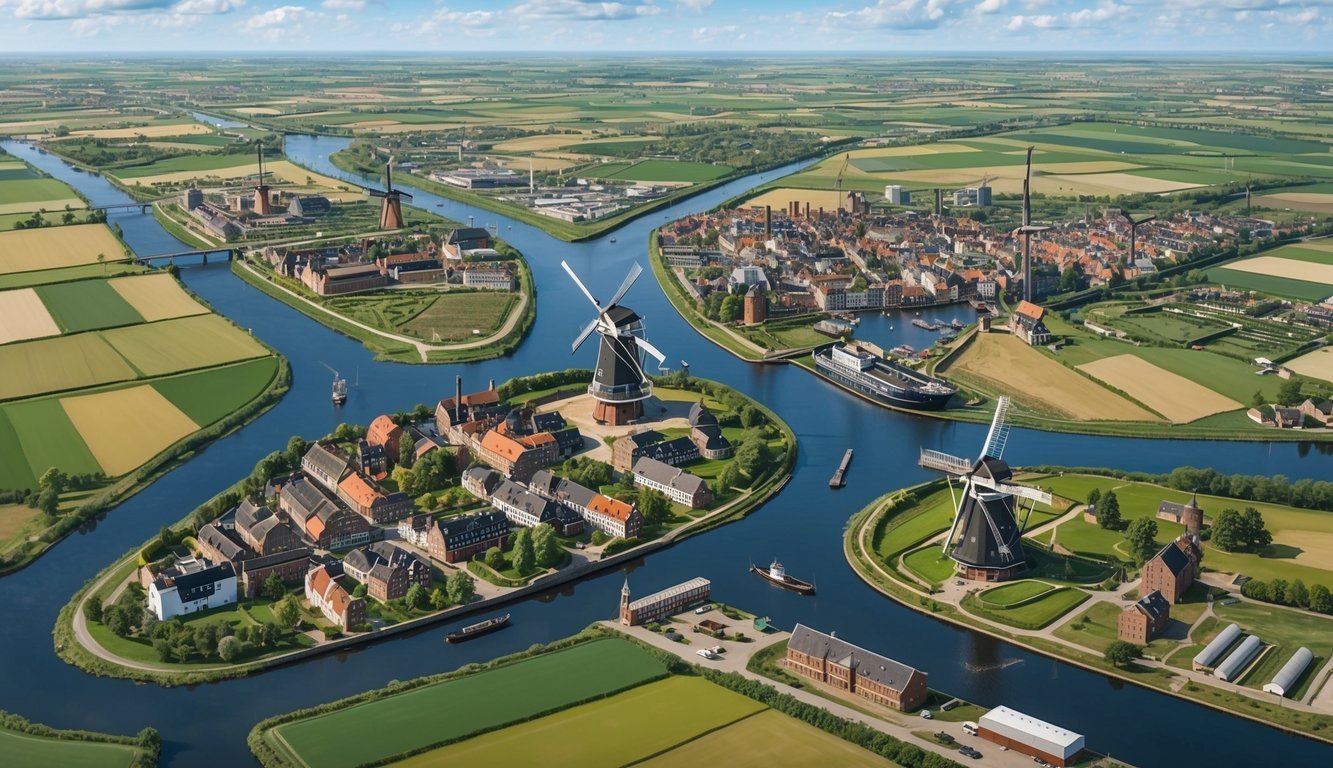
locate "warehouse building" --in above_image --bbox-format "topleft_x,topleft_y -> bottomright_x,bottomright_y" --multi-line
618,577 -> 710,626
977,706 -> 1085,767
1215,634 -> 1264,682
1264,647 -> 1313,697
1193,623 -> 1242,671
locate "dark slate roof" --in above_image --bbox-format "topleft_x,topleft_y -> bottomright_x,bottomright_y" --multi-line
550,504 -> 583,527
552,428 -> 583,453
1153,540 -> 1192,576
788,624 -> 921,693
494,479 -> 557,520
154,561 -> 235,603
463,466 -> 503,495
198,523 -> 249,562
688,402 -> 718,427
626,430 -> 665,449
281,476 -> 341,522
529,469 -> 561,497
234,498 -> 269,531
447,227 -> 492,243
554,477 -> 598,510
438,511 -> 510,548
632,456 -> 708,496
951,477 -> 1024,570
1137,590 -> 1171,620
303,443 -> 350,480
532,411 -> 567,433
693,423 -> 730,451
640,436 -> 698,465
240,547 -> 312,573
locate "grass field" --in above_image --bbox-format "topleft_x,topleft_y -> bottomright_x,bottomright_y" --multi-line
0,262 -> 145,291
1207,244 -> 1333,301
0,177 -> 85,215
1219,255 -> 1333,286
1078,354 -> 1241,423
1053,601 -> 1184,657
0,395 -> 100,488
152,357 -> 280,427
903,545 -> 957,585
0,725 -> 144,768
35,280 -> 144,333
640,708 -> 889,768
0,287 -> 61,344
272,639 -> 666,768
108,273 -> 208,321
940,333 -> 1157,421
1213,602 -> 1333,698
100,314 -> 268,376
964,585 -> 1089,629
872,487 -> 955,561
393,676 -> 766,768
977,579 -> 1056,607
61,385 -> 199,476
595,159 -> 732,183
396,292 -> 516,341
0,225 -> 127,276
0,333 -> 136,401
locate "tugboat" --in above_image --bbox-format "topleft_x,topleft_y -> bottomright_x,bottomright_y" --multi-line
331,374 -> 347,405
750,560 -> 815,595
445,613 -> 510,643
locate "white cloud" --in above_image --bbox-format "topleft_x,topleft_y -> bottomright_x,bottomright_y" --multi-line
2,0 -> 240,19
1004,0 -> 1126,29
976,0 -> 1005,12
240,3 -> 310,30
823,0 -> 959,31
691,23 -> 735,40
678,0 -> 712,10
321,0 -> 362,9
510,0 -> 662,21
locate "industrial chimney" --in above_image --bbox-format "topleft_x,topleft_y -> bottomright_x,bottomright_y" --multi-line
764,206 -> 772,237
454,375 -> 463,423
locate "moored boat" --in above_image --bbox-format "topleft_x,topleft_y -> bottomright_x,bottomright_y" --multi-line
750,560 -> 815,595
445,613 -> 510,643
815,342 -> 955,410
331,375 -> 347,405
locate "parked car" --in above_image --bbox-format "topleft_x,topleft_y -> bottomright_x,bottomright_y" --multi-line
935,732 -> 955,745
695,604 -> 714,615
695,649 -> 717,660
962,722 -> 978,735
919,710 -> 934,720
958,746 -> 982,760
1034,759 -> 1050,766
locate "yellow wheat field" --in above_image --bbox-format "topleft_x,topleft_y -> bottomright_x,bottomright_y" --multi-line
1078,355 -> 1242,423
1220,256 -> 1333,285
108,273 -> 208,322
1284,347 -> 1333,384
942,333 -> 1158,421
0,334 -> 137,401
101,314 -> 268,376
1041,172 -> 1203,195
0,224 -> 127,275
0,287 -> 61,344
1254,193 -> 1333,214
114,159 -> 346,190
61,385 -> 199,476
0,198 -> 86,216
745,187 -> 851,212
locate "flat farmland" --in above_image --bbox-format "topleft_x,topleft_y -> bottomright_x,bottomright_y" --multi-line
152,358 -> 280,427
637,709 -> 890,768
60,385 -> 199,476
0,333 -> 136,401
1208,246 -> 1333,301
1078,354 -> 1242,423
68,122 -> 212,139
0,177 -> 85,215
271,639 -> 666,768
392,677 -> 766,768
0,396 -> 100,489
101,314 -> 268,376
0,225 -> 127,275
0,726 -> 145,768
35,280 -> 144,333
746,187 -> 851,211
108,273 -> 208,321
598,159 -> 732,183
1284,347 -> 1333,384
0,287 -> 61,344
398,292 -> 517,341
939,333 -> 1157,421
1217,254 -> 1333,285
1255,192 -> 1333,213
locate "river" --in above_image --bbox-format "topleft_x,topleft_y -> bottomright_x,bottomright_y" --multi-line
0,136 -> 1328,767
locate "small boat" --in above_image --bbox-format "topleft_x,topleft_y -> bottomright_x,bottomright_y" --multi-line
950,318 -> 965,329
331,375 -> 347,405
750,560 -> 815,595
446,613 -> 510,643
609,237 -> 617,243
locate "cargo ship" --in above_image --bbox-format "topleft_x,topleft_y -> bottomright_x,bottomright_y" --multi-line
750,560 -> 815,595
813,342 -> 956,410
445,613 -> 510,643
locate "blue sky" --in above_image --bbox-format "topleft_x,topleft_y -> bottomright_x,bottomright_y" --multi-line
0,0 -> 1329,53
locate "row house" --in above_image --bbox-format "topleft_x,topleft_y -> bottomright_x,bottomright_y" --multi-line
305,564 -> 366,632
336,471 -> 414,524
280,475 -> 372,551
302,443 -> 350,495
785,623 -> 928,711
528,470 -> 642,540
342,542 -> 432,602
427,511 -> 511,564
630,457 -> 713,509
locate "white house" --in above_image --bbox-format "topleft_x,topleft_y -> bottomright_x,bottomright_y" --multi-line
148,561 -> 237,620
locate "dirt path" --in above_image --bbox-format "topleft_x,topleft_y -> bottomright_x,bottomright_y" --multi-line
237,259 -> 528,362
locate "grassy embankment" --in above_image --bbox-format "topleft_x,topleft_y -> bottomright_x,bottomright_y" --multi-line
0,710 -> 159,768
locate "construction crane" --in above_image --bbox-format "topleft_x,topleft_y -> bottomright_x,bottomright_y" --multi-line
834,153 -> 850,193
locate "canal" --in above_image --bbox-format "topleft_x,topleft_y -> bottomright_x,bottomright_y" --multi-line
0,136 -> 1328,767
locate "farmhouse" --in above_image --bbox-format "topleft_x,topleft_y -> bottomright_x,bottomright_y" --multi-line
280,475 -> 373,551
688,402 -> 733,460
618,577 -> 711,626
1117,589 -> 1171,645
1011,301 -> 1052,346
1140,535 -> 1200,603
342,542 -> 432,602
1156,493 -> 1207,535
427,511 -> 511,564
304,564 -> 366,632
631,456 -> 713,509
366,415 -> 404,464
784,624 -> 928,712
978,706 -> 1085,767
336,471 -> 414,524
302,443 -> 350,494
148,560 -> 237,621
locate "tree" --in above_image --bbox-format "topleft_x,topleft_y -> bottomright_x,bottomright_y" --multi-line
1104,640 -> 1140,667
352,582 -> 368,599
714,462 -> 741,496
286,435 -> 309,466
511,528 -> 535,576
484,546 -> 506,570
1059,267 -> 1082,293
38,467 -> 68,495
1277,377 -> 1304,406
430,587 -> 449,611
275,595 -> 301,630
83,595 -> 103,623
532,524 -> 562,568
720,293 -> 743,323
96,252 -> 106,273
638,488 -> 670,526
398,432 -> 417,469
261,571 -> 286,601
1097,490 -> 1122,530
1087,488 -> 1101,509
106,607 -> 132,637
1212,506 -> 1271,552
1309,584 -> 1333,614
392,465 -> 419,497
405,582 -> 427,610
446,570 -> 476,605
1288,579 -> 1309,609
1251,390 -> 1266,408
1125,517 -> 1159,563
217,635 -> 242,663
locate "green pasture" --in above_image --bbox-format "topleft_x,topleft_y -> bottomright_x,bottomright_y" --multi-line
0,395 -> 100,488
1266,246 -> 1333,265
963,586 -> 1088,629
110,152 -> 260,179
599,159 -> 732,183
977,579 -> 1056,607
1206,268 -> 1331,302
871,487 -> 955,561
399,291 -> 517,341
152,357 -> 280,427
902,546 -> 956,585
1214,601 -> 1333,698
0,262 -> 145,292
395,676 -> 766,768
0,178 -> 83,208
1053,601 -> 1181,657
35,280 -> 144,334
1006,122 -> 1329,156
272,638 -> 666,768
0,725 -> 144,768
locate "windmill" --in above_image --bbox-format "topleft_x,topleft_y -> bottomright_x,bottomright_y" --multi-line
919,397 -> 1052,581
562,260 -> 666,425
1013,147 -> 1050,303
253,142 -> 272,215
1120,211 -> 1157,266
366,160 -> 411,230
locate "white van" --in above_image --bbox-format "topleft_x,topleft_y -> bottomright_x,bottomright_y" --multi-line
962,722 -> 978,736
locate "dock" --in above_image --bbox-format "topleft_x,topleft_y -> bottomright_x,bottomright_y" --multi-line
829,448 -> 854,488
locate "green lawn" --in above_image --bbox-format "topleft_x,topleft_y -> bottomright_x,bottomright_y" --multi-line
963,586 -> 1089,630
0,395 -> 100,488
1214,601 -> 1333,698
902,546 -> 956,586
0,726 -> 143,768
86,598 -> 315,669
977,579 -> 1056,607
871,488 -> 955,561
272,638 -> 666,768
109,152 -> 260,179
0,178 -> 84,208
397,291 -> 517,342
35,280 -> 144,333
1053,601 -> 1181,657
598,159 -> 732,183
152,357 -> 280,427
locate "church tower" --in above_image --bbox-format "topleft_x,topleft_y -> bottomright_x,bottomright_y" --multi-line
619,578 -> 632,625
1181,491 -> 1204,536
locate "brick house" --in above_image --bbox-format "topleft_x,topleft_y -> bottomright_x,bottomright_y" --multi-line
302,443 -> 350,494
342,542 -> 432,602
476,430 -> 556,481
235,499 -> 303,556
336,471 -> 414,523
280,475 -> 372,551
631,456 -> 713,509
1011,300 -> 1052,346
618,577 -> 711,626
688,402 -> 733,460
1140,536 -> 1199,603
366,415 -> 405,464
427,511 -> 510,564
528,470 -> 641,539
305,564 -> 366,631
785,623 -> 928,711
238,549 -> 312,598
1118,589 -> 1171,645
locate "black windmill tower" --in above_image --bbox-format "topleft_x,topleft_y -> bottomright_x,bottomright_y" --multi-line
919,397 -> 1053,581
366,159 -> 411,230
562,260 -> 666,426
252,142 -> 273,215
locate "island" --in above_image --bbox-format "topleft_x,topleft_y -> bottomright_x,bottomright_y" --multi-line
53,369 -> 795,686
846,458 -> 1333,742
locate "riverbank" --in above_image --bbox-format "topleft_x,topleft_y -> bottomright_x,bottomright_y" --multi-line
843,481 -> 1333,744
0,710 -> 159,768
53,374 -> 796,686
